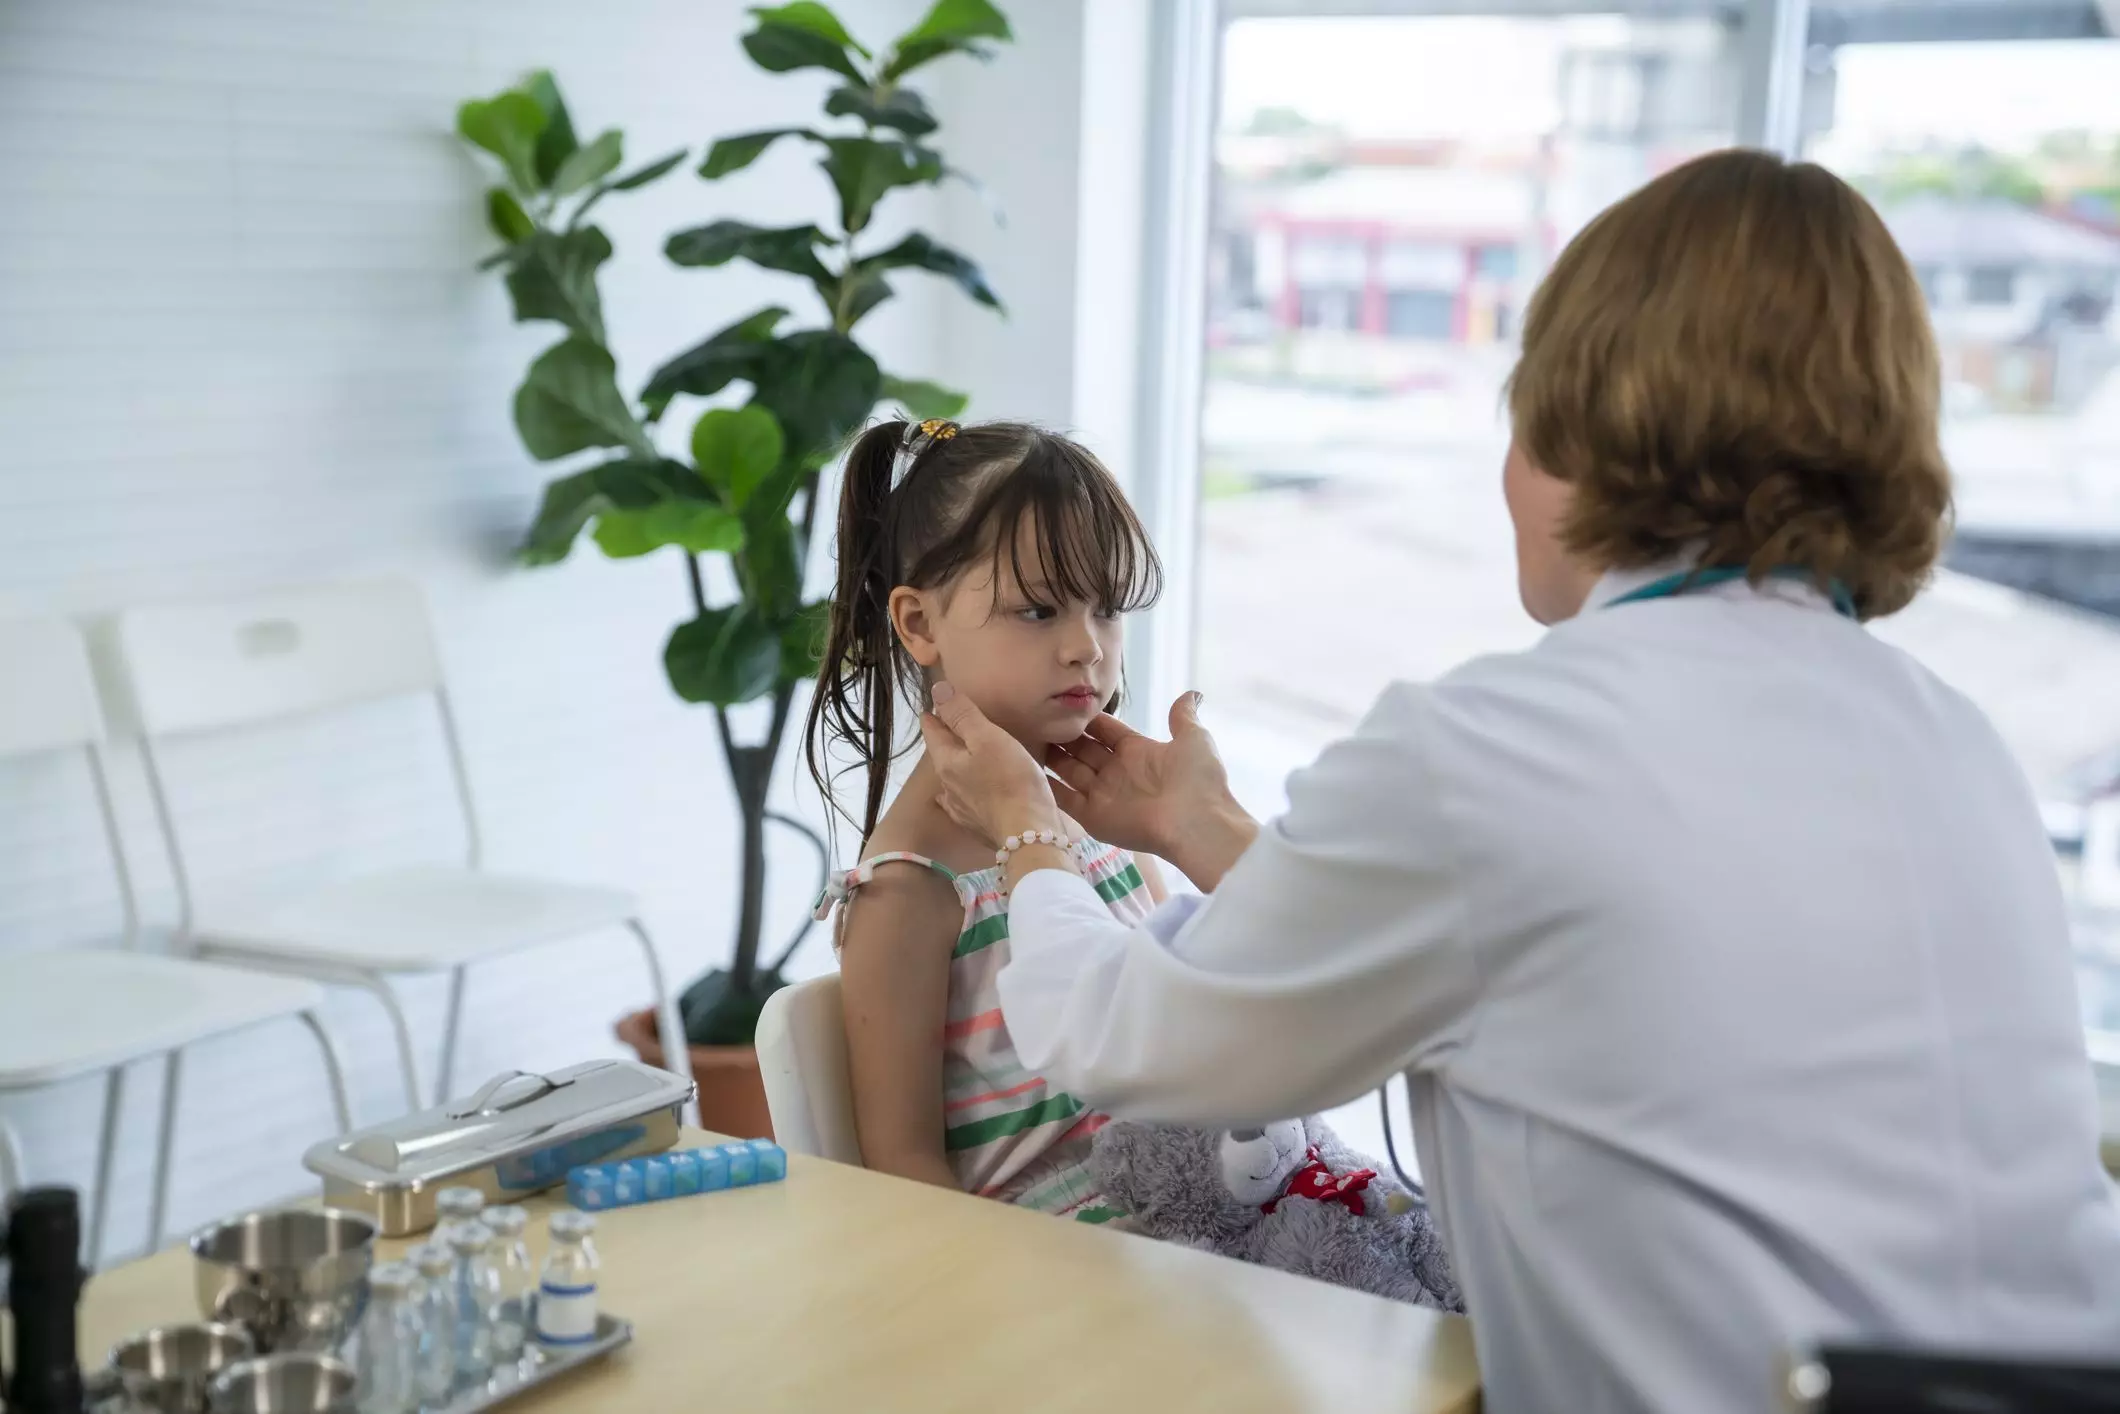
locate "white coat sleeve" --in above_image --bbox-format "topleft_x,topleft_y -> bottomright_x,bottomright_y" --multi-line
995,685 -> 1483,1127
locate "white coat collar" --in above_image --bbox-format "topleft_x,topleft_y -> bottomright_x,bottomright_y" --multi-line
1580,555 -> 1844,617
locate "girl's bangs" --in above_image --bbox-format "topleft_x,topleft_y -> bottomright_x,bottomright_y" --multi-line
992,442 -> 1165,614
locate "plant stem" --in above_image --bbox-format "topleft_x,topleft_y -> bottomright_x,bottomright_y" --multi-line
686,549 -> 765,998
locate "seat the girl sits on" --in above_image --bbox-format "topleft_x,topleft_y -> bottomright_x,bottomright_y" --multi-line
805,418 -> 1167,1222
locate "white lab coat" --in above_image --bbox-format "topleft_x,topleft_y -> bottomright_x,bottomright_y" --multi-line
998,565 -> 2120,1414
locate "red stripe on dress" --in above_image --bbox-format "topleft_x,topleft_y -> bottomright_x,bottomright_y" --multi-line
941,1008 -> 1005,1042
944,1076 -> 1045,1113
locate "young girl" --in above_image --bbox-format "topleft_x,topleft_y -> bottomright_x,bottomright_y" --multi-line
804,417 -> 1166,1223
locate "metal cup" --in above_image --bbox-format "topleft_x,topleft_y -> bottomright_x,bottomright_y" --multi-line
206,1353 -> 357,1414
190,1208 -> 376,1354
110,1323 -> 256,1414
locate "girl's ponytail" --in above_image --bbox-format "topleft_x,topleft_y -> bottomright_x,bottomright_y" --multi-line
804,420 -> 909,842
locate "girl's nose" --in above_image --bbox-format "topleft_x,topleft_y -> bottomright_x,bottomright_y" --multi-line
1060,615 -> 1102,667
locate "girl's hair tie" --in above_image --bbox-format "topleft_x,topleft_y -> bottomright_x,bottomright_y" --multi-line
890,418 -> 960,492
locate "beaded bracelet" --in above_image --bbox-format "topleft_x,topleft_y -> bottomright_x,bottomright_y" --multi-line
996,827 -> 1074,868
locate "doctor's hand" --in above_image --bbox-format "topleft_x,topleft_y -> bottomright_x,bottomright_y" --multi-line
921,683 -> 1066,849
1047,695 -> 1260,892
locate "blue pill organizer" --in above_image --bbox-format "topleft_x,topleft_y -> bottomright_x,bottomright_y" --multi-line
567,1139 -> 787,1211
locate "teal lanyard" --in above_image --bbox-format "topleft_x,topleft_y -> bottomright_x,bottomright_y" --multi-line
1605,566 -> 1858,620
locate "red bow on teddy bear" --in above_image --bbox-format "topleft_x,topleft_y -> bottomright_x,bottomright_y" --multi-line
1261,1146 -> 1378,1217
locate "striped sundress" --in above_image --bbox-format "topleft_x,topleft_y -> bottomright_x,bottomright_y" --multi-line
816,838 -> 1156,1223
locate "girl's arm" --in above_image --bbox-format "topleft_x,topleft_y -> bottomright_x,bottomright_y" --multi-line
837,867 -> 966,1191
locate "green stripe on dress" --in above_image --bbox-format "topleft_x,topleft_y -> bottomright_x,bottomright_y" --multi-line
952,912 -> 1010,959
1073,1205 -> 1125,1225
1094,862 -> 1147,904
944,1093 -> 1083,1152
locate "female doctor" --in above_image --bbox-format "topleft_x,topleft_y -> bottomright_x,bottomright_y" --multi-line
919,150 -> 2120,1413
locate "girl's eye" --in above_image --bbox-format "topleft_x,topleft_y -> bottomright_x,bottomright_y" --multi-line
1096,605 -> 1122,622
1016,604 -> 1056,622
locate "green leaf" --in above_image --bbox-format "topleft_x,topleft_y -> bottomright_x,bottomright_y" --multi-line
833,269 -> 893,328
882,0 -> 1010,81
639,306 -> 791,418
521,71 -> 580,189
590,509 -> 658,558
879,375 -> 969,421
552,129 -> 622,197
742,13 -> 866,83
699,129 -> 807,180
513,338 -> 649,461
665,220 -> 832,283
485,188 -> 536,246
817,136 -> 944,234
517,456 -> 707,565
750,3 -> 870,57
746,330 -> 883,466
457,92 -> 547,193
897,0 -> 1011,48
648,501 -> 746,553
503,226 -> 612,343
595,457 -> 706,508
594,501 -> 745,558
777,600 -> 833,685
606,148 -> 688,191
518,468 -> 606,566
855,231 -> 1001,310
823,84 -> 938,136
666,604 -> 783,706
692,406 -> 785,509
738,501 -> 804,619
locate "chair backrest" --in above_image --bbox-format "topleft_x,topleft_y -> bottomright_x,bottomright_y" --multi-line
0,616 -> 108,759
0,616 -> 138,940
756,973 -> 863,1165
114,579 -> 443,737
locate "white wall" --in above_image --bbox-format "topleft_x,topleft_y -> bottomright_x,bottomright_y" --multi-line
926,2 -> 1090,430
0,0 -> 1059,1261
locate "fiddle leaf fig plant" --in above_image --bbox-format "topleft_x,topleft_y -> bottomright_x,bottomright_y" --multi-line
457,0 -> 1009,1047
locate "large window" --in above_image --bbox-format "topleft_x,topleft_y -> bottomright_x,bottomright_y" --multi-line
1791,33 -> 2120,1055
1196,5 -> 1746,1159
1200,9 -> 1741,816
1180,2 -> 2120,1142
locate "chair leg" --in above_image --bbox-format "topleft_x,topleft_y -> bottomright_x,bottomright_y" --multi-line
435,965 -> 468,1106
625,918 -> 697,1127
147,1048 -> 184,1253
88,1065 -> 126,1268
298,1009 -> 356,1134
0,1113 -> 24,1199
352,972 -> 424,1115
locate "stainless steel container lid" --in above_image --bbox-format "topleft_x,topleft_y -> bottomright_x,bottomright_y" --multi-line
302,1060 -> 692,1190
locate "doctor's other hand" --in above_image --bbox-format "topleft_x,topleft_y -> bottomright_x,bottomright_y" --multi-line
1047,694 -> 1260,892
921,682 -> 1064,848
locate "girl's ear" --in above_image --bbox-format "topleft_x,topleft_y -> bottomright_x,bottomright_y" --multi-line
889,586 -> 942,669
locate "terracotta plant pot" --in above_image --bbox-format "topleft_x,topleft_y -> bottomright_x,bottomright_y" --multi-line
615,1007 -> 775,1142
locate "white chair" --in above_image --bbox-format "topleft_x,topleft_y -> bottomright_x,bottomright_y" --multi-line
756,973 -> 862,1164
110,580 -> 690,1116
0,616 -> 353,1263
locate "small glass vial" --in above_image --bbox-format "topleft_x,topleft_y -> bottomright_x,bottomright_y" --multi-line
408,1242 -> 459,1405
481,1204 -> 535,1363
433,1186 -> 486,1247
535,1210 -> 600,1346
354,1261 -> 419,1414
449,1220 -> 501,1384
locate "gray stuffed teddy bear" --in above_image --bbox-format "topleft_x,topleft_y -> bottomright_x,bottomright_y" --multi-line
1090,1116 -> 1463,1312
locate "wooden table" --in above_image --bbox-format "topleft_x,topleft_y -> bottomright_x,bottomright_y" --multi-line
79,1130 -> 1480,1413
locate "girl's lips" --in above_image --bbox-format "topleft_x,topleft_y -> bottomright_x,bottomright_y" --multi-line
1053,688 -> 1099,706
